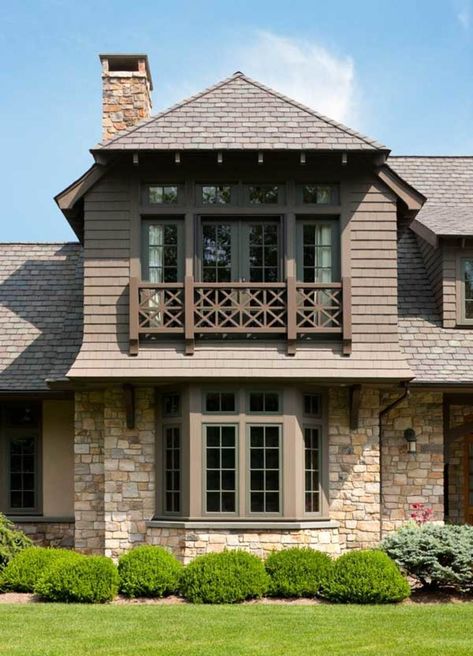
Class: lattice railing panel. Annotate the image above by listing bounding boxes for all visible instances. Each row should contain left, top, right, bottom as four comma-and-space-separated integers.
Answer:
138, 285, 184, 332
296, 285, 342, 331
193, 284, 287, 333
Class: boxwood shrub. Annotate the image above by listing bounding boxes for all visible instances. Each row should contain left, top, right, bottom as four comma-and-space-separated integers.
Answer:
118, 545, 182, 598
0, 547, 74, 592
382, 523, 473, 592
0, 514, 32, 570
265, 547, 333, 598
322, 549, 410, 604
180, 550, 269, 604
35, 554, 119, 603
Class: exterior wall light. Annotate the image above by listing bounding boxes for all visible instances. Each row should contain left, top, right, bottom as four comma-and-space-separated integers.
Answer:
404, 428, 417, 453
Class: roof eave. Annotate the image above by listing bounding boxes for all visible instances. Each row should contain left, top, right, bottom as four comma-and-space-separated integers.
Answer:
377, 164, 426, 211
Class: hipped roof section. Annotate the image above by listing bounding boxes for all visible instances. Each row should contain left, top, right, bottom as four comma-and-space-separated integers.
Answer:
92, 71, 388, 153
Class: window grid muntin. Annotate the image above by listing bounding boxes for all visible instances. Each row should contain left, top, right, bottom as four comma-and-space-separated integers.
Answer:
302, 223, 333, 283
249, 425, 281, 513
248, 184, 280, 205
162, 393, 181, 418
204, 425, 237, 514
200, 185, 233, 205
164, 425, 181, 513
304, 426, 320, 513
303, 394, 321, 417
202, 223, 233, 282
147, 184, 179, 205
148, 223, 179, 283
462, 258, 473, 321
248, 223, 280, 282
9, 436, 36, 510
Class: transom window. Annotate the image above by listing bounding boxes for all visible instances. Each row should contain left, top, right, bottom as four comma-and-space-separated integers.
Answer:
460, 258, 473, 323
163, 393, 180, 417
297, 220, 339, 283
200, 219, 281, 283
248, 185, 280, 204
200, 185, 233, 205
146, 185, 179, 205
205, 392, 236, 413
301, 184, 339, 205
248, 392, 280, 413
0, 403, 41, 514
142, 220, 184, 282
304, 394, 321, 417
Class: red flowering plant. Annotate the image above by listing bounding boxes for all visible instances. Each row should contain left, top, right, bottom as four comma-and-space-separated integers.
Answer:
410, 502, 433, 525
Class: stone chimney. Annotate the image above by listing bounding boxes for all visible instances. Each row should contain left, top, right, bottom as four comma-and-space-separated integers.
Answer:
99, 54, 153, 142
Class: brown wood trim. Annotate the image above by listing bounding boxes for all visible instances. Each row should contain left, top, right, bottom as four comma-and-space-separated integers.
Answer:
342, 276, 352, 355
464, 435, 473, 524
410, 219, 438, 249
129, 276, 139, 356
184, 275, 195, 355
377, 166, 426, 211
287, 276, 297, 355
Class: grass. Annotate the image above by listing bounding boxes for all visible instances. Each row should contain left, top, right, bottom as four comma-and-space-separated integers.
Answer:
1, 603, 473, 655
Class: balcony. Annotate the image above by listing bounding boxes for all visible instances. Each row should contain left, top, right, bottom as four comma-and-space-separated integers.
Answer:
129, 277, 351, 356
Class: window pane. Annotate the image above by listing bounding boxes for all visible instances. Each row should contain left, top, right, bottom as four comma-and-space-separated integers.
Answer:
464, 260, 473, 319
148, 185, 178, 204
221, 394, 235, 413
249, 425, 280, 513
249, 392, 280, 413
202, 224, 233, 282
249, 224, 280, 282
249, 393, 264, 412
205, 426, 236, 513
9, 436, 36, 510
304, 394, 320, 416
302, 184, 339, 204
163, 394, 180, 417
249, 185, 279, 204
304, 427, 320, 513
148, 223, 180, 283
302, 223, 334, 283
205, 392, 236, 413
201, 185, 232, 205
164, 426, 180, 513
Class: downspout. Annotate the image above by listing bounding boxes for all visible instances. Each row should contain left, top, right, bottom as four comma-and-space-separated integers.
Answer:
378, 383, 410, 542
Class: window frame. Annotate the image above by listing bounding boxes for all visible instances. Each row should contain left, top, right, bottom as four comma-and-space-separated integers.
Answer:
202, 391, 238, 415
244, 184, 285, 205
457, 254, 473, 326
162, 423, 182, 516
296, 183, 340, 206
141, 217, 185, 283
301, 388, 328, 518
296, 217, 341, 283
202, 423, 239, 517
141, 183, 183, 206
0, 401, 42, 516
303, 424, 322, 515
246, 423, 283, 517
196, 183, 237, 206
247, 391, 282, 415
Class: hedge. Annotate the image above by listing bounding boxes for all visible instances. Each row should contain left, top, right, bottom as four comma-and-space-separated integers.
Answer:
118, 545, 182, 598
265, 547, 332, 597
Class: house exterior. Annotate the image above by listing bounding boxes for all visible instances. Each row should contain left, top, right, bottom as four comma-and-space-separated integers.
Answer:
1, 54, 473, 561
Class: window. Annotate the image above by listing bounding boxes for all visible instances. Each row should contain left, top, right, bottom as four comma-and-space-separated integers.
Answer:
205, 425, 237, 513
142, 220, 184, 282
301, 184, 339, 205
145, 185, 179, 205
200, 220, 281, 283
163, 394, 180, 417
460, 258, 473, 323
304, 427, 320, 513
205, 392, 236, 413
249, 392, 280, 413
297, 221, 339, 283
0, 403, 41, 514
248, 185, 280, 204
249, 425, 280, 513
164, 426, 180, 513
304, 394, 321, 417
200, 185, 233, 205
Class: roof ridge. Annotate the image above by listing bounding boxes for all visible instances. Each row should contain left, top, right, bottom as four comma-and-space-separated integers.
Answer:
237, 73, 386, 150
95, 72, 244, 149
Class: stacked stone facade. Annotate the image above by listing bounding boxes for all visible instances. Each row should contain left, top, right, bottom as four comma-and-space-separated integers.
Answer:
70, 384, 455, 561
446, 403, 473, 523
15, 521, 74, 548
101, 56, 152, 142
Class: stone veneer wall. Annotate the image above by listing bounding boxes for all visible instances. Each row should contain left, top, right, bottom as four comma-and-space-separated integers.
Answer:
446, 404, 473, 524
14, 521, 74, 548
147, 527, 340, 564
381, 390, 444, 533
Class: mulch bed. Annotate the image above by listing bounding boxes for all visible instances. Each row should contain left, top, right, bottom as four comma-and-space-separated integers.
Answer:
1, 590, 473, 605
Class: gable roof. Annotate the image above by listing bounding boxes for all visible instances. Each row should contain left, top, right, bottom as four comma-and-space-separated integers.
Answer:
0, 243, 83, 390
390, 156, 473, 238
95, 72, 387, 152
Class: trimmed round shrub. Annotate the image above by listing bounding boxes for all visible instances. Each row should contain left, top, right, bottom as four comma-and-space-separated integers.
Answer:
322, 550, 410, 604
265, 547, 333, 598
35, 554, 119, 603
0, 547, 75, 592
180, 550, 269, 604
0, 514, 32, 570
118, 545, 182, 598
382, 523, 473, 592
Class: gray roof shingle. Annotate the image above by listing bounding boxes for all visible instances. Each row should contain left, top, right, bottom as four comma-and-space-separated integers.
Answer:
398, 227, 473, 383
390, 156, 473, 236
97, 72, 386, 152
0, 243, 83, 390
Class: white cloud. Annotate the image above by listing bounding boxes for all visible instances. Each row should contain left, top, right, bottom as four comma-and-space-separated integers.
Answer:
457, 6, 471, 29
235, 31, 357, 124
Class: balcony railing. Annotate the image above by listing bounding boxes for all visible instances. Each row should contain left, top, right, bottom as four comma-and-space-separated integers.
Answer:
129, 277, 351, 356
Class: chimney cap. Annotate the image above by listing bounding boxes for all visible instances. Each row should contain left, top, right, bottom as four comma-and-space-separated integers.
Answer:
99, 53, 153, 90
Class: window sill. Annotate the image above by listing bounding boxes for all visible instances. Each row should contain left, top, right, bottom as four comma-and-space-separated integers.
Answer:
147, 519, 339, 530
7, 516, 75, 524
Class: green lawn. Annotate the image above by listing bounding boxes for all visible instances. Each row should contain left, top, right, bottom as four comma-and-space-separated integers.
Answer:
0, 603, 472, 656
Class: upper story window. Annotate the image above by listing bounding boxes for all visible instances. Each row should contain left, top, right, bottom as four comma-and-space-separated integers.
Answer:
248, 184, 280, 205
301, 184, 339, 205
296, 219, 340, 283
460, 258, 473, 323
200, 185, 233, 205
145, 184, 179, 205
142, 219, 184, 282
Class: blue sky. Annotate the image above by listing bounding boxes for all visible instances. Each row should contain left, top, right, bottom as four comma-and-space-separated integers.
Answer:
0, 0, 472, 241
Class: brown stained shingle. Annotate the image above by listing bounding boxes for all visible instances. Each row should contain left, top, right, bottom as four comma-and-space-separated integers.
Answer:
0, 243, 83, 390
96, 73, 386, 152
398, 228, 473, 382
390, 157, 473, 236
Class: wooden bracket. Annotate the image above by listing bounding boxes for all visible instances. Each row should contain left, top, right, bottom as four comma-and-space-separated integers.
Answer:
123, 384, 135, 430
350, 384, 362, 431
